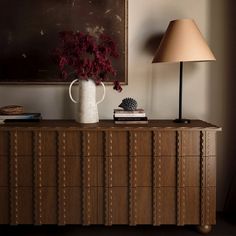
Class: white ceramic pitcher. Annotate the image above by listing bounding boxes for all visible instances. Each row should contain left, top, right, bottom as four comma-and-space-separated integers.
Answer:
69, 79, 106, 123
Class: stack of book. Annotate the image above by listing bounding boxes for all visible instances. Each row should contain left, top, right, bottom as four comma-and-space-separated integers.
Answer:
0, 113, 42, 124
113, 109, 148, 124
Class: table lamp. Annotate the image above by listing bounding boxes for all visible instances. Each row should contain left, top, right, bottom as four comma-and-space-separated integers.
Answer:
152, 19, 216, 123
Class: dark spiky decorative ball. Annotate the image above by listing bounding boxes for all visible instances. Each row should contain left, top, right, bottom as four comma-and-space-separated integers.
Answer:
119, 98, 138, 111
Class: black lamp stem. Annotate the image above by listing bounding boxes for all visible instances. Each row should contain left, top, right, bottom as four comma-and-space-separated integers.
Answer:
174, 61, 190, 124
179, 61, 183, 120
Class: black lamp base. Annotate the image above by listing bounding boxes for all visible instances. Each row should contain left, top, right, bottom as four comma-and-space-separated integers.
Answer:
174, 119, 191, 124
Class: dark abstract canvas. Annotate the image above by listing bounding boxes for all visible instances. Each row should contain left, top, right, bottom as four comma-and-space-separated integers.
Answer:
0, 0, 128, 84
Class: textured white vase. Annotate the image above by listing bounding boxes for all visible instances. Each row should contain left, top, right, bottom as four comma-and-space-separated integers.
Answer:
69, 79, 106, 123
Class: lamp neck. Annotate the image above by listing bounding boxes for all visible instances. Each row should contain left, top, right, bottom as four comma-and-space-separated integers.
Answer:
179, 62, 183, 120
174, 61, 190, 124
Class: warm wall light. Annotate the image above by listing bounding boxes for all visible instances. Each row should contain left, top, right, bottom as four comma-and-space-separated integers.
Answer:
152, 19, 216, 123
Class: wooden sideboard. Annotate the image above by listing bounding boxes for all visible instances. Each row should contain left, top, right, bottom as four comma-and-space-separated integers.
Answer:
0, 120, 221, 233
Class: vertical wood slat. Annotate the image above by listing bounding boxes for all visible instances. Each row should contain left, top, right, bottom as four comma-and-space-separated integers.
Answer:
57, 131, 66, 225
133, 132, 137, 225
82, 131, 91, 225
128, 131, 133, 225
181, 132, 186, 225
36, 131, 43, 225
152, 131, 162, 225
9, 131, 18, 225
200, 131, 206, 225
205, 131, 211, 225
108, 132, 113, 225
152, 131, 157, 226
33, 131, 38, 225
104, 131, 109, 225
104, 131, 113, 225
8, 131, 12, 225
81, 131, 86, 225
176, 131, 185, 226
200, 131, 212, 226
128, 131, 137, 226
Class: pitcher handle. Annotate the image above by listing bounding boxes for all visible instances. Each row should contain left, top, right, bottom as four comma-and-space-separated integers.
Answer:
96, 82, 106, 105
69, 79, 79, 103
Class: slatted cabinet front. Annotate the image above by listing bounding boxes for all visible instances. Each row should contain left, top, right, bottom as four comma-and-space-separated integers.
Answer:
0, 127, 216, 226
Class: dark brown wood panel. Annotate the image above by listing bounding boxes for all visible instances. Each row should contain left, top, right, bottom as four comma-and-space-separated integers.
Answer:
160, 156, 176, 187
159, 187, 176, 224
0, 187, 9, 224
130, 132, 152, 157
17, 187, 33, 224
110, 187, 129, 224
64, 187, 82, 224
0, 156, 8, 186
83, 131, 103, 157
208, 187, 216, 225
96, 187, 104, 225
59, 131, 82, 157
39, 187, 57, 224
136, 158, 152, 187
109, 131, 129, 156
17, 157, 33, 187
156, 131, 176, 157
16, 131, 33, 156
0, 131, 9, 156
136, 187, 152, 224
40, 158, 57, 187
38, 131, 57, 157
83, 157, 102, 187
181, 131, 200, 157
63, 158, 81, 187
185, 157, 200, 187
206, 157, 216, 187
111, 157, 128, 187
205, 132, 217, 157
185, 187, 200, 224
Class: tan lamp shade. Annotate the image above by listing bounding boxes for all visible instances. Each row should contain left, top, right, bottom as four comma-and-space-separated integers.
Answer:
152, 19, 216, 63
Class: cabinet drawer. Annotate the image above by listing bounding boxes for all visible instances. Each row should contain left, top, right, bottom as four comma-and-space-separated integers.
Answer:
59, 131, 81, 156
37, 158, 57, 187
155, 187, 176, 224
63, 187, 82, 224
0, 187, 9, 224
0, 156, 8, 186
63, 158, 81, 187
17, 157, 33, 187
110, 157, 128, 187
107, 187, 129, 224
13, 187, 33, 224
135, 187, 152, 224
0, 131, 9, 156
35, 187, 57, 224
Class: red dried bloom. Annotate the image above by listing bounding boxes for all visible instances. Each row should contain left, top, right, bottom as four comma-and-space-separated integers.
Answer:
113, 80, 122, 93
54, 31, 121, 91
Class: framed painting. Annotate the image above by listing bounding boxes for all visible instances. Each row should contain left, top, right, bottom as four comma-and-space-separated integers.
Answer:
0, 0, 128, 84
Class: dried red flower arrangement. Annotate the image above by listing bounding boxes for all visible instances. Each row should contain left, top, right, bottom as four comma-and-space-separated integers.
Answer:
54, 31, 122, 92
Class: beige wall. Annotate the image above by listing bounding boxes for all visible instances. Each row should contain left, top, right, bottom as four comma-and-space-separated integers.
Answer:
0, 0, 230, 211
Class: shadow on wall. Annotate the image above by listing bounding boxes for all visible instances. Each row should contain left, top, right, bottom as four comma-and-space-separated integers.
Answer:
143, 33, 164, 56
223, 0, 236, 216
209, 0, 236, 213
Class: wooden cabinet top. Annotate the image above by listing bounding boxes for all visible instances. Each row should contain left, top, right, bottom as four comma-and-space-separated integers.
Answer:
0, 120, 221, 131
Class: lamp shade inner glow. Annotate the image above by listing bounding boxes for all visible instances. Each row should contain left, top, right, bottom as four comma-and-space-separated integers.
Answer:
152, 19, 216, 63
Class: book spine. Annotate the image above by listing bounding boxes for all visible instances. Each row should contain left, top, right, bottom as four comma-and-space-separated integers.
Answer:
113, 116, 148, 121
114, 120, 148, 124
114, 113, 146, 118
0, 113, 41, 120
114, 109, 144, 114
